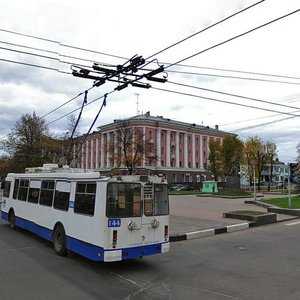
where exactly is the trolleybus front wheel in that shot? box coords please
[53,224,67,256]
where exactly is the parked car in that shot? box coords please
[168,184,194,191]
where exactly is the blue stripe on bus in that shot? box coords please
[67,236,105,261]
[0,212,166,261]
[1,211,9,222]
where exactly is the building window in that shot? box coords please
[161,147,164,155]
[179,161,183,167]
[179,133,183,143]
[196,137,199,145]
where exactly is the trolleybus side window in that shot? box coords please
[3,181,11,198]
[18,179,29,201]
[13,179,19,199]
[74,182,96,216]
[106,183,141,218]
[40,180,55,207]
[28,180,41,204]
[154,184,169,215]
[54,181,70,211]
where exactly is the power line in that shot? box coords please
[169,64,300,82]
[231,115,297,133]
[0,57,71,74]
[168,81,300,111]
[152,86,300,117]
[0,28,127,61]
[0,39,117,67]
[166,8,300,70]
[146,0,265,60]
[3,32,300,85]
[166,69,300,85]
[46,90,116,126]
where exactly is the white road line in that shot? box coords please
[285,220,300,226]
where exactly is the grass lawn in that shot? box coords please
[169,190,200,195]
[169,189,252,197]
[215,189,252,197]
[261,196,300,209]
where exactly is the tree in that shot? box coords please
[264,141,277,191]
[208,139,223,180]
[244,136,264,191]
[60,114,80,166]
[0,112,60,172]
[0,156,13,180]
[110,121,157,174]
[221,135,244,177]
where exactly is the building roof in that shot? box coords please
[98,111,233,136]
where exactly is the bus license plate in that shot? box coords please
[108,219,121,227]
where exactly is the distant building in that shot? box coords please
[74,112,231,184]
[261,160,289,184]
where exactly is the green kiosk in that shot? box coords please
[202,181,218,193]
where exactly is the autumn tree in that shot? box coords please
[0,112,60,172]
[110,121,156,174]
[221,135,244,177]
[0,156,13,180]
[264,141,278,191]
[244,136,265,191]
[208,138,223,180]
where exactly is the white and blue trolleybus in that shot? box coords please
[0,164,170,262]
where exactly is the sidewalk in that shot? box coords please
[169,194,298,241]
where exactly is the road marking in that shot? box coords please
[285,220,300,226]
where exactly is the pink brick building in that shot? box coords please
[75,112,230,184]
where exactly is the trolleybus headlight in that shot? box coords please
[128,221,137,231]
[151,219,160,228]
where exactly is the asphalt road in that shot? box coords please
[1,219,300,299]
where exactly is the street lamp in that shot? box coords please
[251,160,257,201]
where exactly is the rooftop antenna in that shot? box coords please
[135,93,140,115]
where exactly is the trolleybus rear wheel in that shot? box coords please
[9,210,16,230]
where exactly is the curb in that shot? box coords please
[170,215,299,242]
[170,222,251,242]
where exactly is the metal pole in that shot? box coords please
[253,166,256,201]
[288,164,291,208]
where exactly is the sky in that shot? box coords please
[0,0,300,163]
